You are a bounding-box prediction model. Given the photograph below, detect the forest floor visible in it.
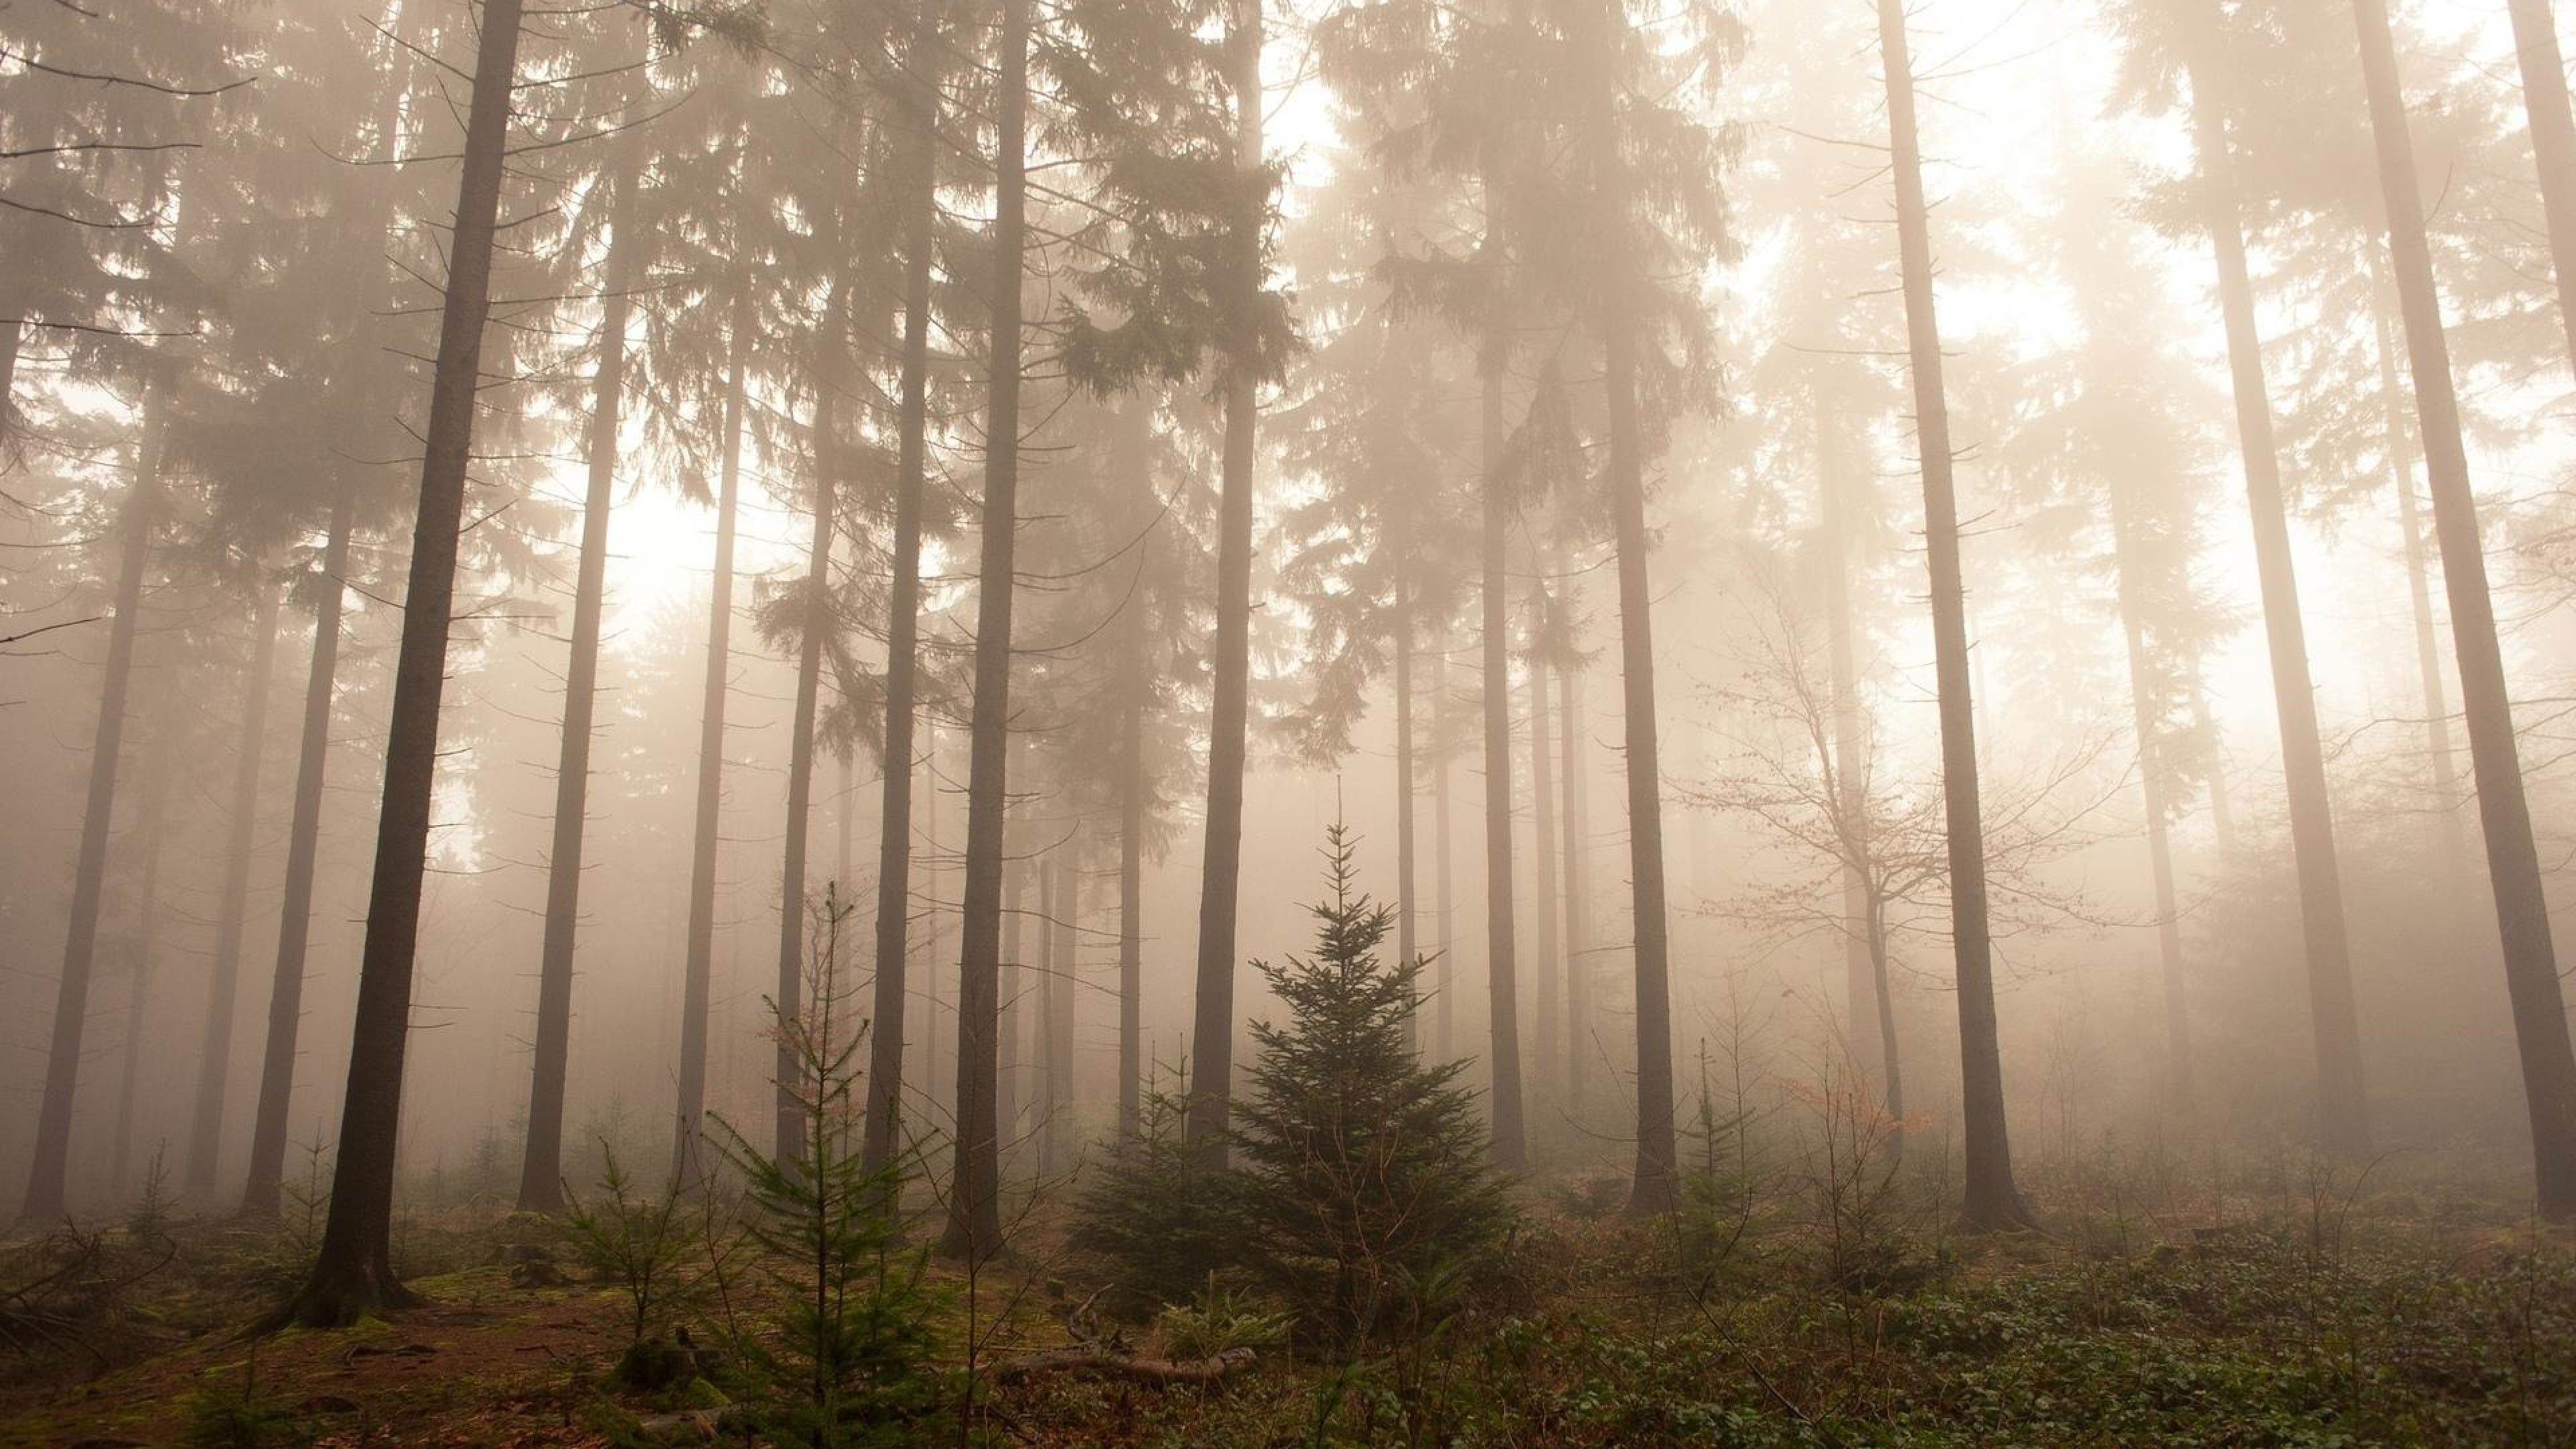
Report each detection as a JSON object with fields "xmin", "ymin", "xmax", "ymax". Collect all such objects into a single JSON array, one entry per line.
[{"xmin": 3, "ymin": 1160, "xmax": 2573, "ymax": 1448}]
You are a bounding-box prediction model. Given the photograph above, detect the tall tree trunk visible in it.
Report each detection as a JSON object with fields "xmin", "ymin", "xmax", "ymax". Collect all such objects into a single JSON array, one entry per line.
[
  {"xmin": 671, "ymin": 280, "xmax": 752, "ymax": 1188},
  {"xmin": 1119, "ymin": 561, "xmax": 1147, "ymax": 1138},
  {"xmin": 2368, "ymin": 268, "xmax": 2467, "ymax": 881},
  {"xmin": 2193, "ymin": 684, "xmax": 2237, "ymax": 857},
  {"xmin": 1479, "ymin": 368, "xmax": 1527, "ymax": 1169},
  {"xmin": 1815, "ymin": 388, "xmax": 1879, "ymax": 1087},
  {"xmin": 2188, "ymin": 39, "xmax": 2371, "ymax": 1161},
  {"xmin": 1000, "ymin": 839, "xmax": 1024, "ymax": 1163},
  {"xmin": 186, "ymin": 584, "xmax": 282, "ymax": 1196},
  {"xmin": 242, "ymin": 482, "xmax": 358, "ymax": 1216},
  {"xmin": 2352, "ymin": 0, "xmax": 2576, "ymax": 1219},
  {"xmin": 1042, "ymin": 861, "xmax": 1078, "ymax": 1177},
  {"xmin": 2108, "ymin": 481, "xmax": 2195, "ymax": 1112},
  {"xmin": 1433, "ymin": 635, "xmax": 1456, "ymax": 1062},
  {"xmin": 1393, "ymin": 537, "xmax": 1419, "ymax": 1055},
  {"xmin": 1183, "ymin": 0, "xmax": 1266, "ymax": 1159},
  {"xmin": 1529, "ymin": 647, "xmax": 1558, "ymax": 1115},
  {"xmin": 1878, "ymin": 0, "xmax": 2029, "ymax": 1229},
  {"xmin": 0, "ymin": 313, "xmax": 23, "ymax": 451},
  {"xmin": 519, "ymin": 151, "xmax": 643, "ymax": 1213},
  {"xmin": 1560, "ymin": 643, "xmax": 1589, "ymax": 1118},
  {"xmin": 111, "ymin": 768, "xmax": 174, "ymax": 1200},
  {"xmin": 2508, "ymin": 0, "xmax": 2576, "ymax": 375},
  {"xmin": 774, "ymin": 280, "xmax": 848, "ymax": 1169},
  {"xmin": 861, "ymin": 1, "xmax": 941, "ymax": 1174},
  {"xmin": 264, "ymin": 0, "xmax": 525, "ymax": 1325},
  {"xmin": 942, "ymin": 0, "xmax": 1028, "ymax": 1258},
  {"xmin": 21, "ymin": 370, "xmax": 167, "ymax": 1226},
  {"xmin": 1576, "ymin": 0, "xmax": 1677, "ymax": 1214}
]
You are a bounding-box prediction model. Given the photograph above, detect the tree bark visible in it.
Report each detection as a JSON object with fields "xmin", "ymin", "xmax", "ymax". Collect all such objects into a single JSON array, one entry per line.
[
  {"xmin": 2367, "ymin": 267, "xmax": 2467, "ymax": 883},
  {"xmin": 1530, "ymin": 647, "xmax": 1559, "ymax": 1114},
  {"xmin": 1576, "ymin": 0, "xmax": 1677, "ymax": 1215},
  {"xmin": 861, "ymin": 0, "xmax": 941, "ymax": 1175},
  {"xmin": 774, "ymin": 280, "xmax": 848, "ymax": 1169},
  {"xmin": 111, "ymin": 769, "xmax": 174, "ymax": 1200},
  {"xmin": 186, "ymin": 583, "xmax": 282, "ymax": 1196},
  {"xmin": 2507, "ymin": 0, "xmax": 2576, "ymax": 376},
  {"xmin": 21, "ymin": 370, "xmax": 167, "ymax": 1226},
  {"xmin": 1432, "ymin": 633, "xmax": 1456, "ymax": 1063},
  {"xmin": 242, "ymin": 484, "xmax": 357, "ymax": 1216},
  {"xmin": 1877, "ymin": 0, "xmax": 2030, "ymax": 1230},
  {"xmin": 1183, "ymin": 0, "xmax": 1265, "ymax": 1161},
  {"xmin": 2351, "ymin": 0, "xmax": 2576, "ymax": 1219},
  {"xmin": 1393, "ymin": 533, "xmax": 1419, "ymax": 1056},
  {"xmin": 1119, "ymin": 550, "xmax": 1147, "ymax": 1138},
  {"xmin": 1044, "ymin": 862, "xmax": 1079, "ymax": 1177},
  {"xmin": 672, "ymin": 280, "xmax": 752, "ymax": 1188},
  {"xmin": 942, "ymin": 0, "xmax": 1028, "ymax": 1258},
  {"xmin": 262, "ymin": 0, "xmax": 525, "ymax": 1325},
  {"xmin": 1000, "ymin": 837, "xmax": 1024, "ymax": 1162},
  {"xmin": 1479, "ymin": 368, "xmax": 1526, "ymax": 1169},
  {"xmin": 2188, "ymin": 38, "xmax": 2371, "ymax": 1161},
  {"xmin": 1560, "ymin": 641, "xmax": 1589, "ymax": 1119},
  {"xmin": 1815, "ymin": 387, "xmax": 1880, "ymax": 1089}
]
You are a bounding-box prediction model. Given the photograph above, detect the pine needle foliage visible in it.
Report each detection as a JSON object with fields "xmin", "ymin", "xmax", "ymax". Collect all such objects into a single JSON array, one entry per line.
[
  {"xmin": 1069, "ymin": 1060, "xmax": 1242, "ymax": 1319},
  {"xmin": 710, "ymin": 887, "xmax": 938, "ymax": 1448},
  {"xmin": 1230, "ymin": 824, "xmax": 1514, "ymax": 1348}
]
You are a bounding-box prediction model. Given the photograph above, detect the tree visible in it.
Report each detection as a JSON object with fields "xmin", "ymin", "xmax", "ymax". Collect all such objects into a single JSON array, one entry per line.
[
  {"xmin": 184, "ymin": 580, "xmax": 280, "ymax": 1195},
  {"xmin": 1874, "ymin": 0, "xmax": 2031, "ymax": 1230},
  {"xmin": 2347, "ymin": 0, "xmax": 2576, "ymax": 1220},
  {"xmin": 943, "ymin": 0, "xmax": 1031, "ymax": 1260},
  {"xmin": 262, "ymin": 0, "xmax": 528, "ymax": 1325},
  {"xmin": 2505, "ymin": 0, "xmax": 2576, "ymax": 376}
]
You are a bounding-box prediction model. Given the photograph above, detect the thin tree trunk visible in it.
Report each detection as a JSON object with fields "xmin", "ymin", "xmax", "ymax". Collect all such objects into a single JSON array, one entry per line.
[
  {"xmin": 1035, "ymin": 860, "xmax": 1059, "ymax": 1175},
  {"xmin": 185, "ymin": 584, "xmax": 282, "ymax": 1196},
  {"xmin": 1560, "ymin": 643, "xmax": 1589, "ymax": 1118},
  {"xmin": 21, "ymin": 372, "xmax": 167, "ymax": 1226},
  {"xmin": 1183, "ymin": 0, "xmax": 1266, "ymax": 1160},
  {"xmin": 1815, "ymin": 388, "xmax": 1878, "ymax": 1086},
  {"xmin": 242, "ymin": 482, "xmax": 357, "ymax": 1216},
  {"xmin": 671, "ymin": 281, "xmax": 751, "ymax": 1189},
  {"xmin": 111, "ymin": 769, "xmax": 174, "ymax": 1200},
  {"xmin": 1045, "ymin": 863, "xmax": 1079, "ymax": 1177},
  {"xmin": 943, "ymin": 0, "xmax": 1028, "ymax": 1258},
  {"xmin": 774, "ymin": 281, "xmax": 848, "ymax": 1169},
  {"xmin": 861, "ymin": 1, "xmax": 941, "ymax": 1175},
  {"xmin": 1865, "ymin": 888, "xmax": 1902, "ymax": 1155},
  {"xmin": 2193, "ymin": 684, "xmax": 2236, "ymax": 856},
  {"xmin": 1433, "ymin": 634, "xmax": 1456, "ymax": 1062},
  {"xmin": 2188, "ymin": 39, "xmax": 2371, "ymax": 1161},
  {"xmin": 2368, "ymin": 267, "xmax": 2467, "ymax": 880},
  {"xmin": 1393, "ymin": 537, "xmax": 1419, "ymax": 1055},
  {"xmin": 1000, "ymin": 838, "xmax": 1024, "ymax": 1163},
  {"xmin": 1576, "ymin": 0, "xmax": 1677, "ymax": 1214},
  {"xmin": 519, "ymin": 151, "xmax": 643, "ymax": 1212},
  {"xmin": 1120, "ymin": 567, "xmax": 1147, "ymax": 1138},
  {"xmin": 2352, "ymin": 0, "xmax": 2576, "ymax": 1219},
  {"xmin": 2507, "ymin": 0, "xmax": 2576, "ymax": 376},
  {"xmin": 1479, "ymin": 367, "xmax": 1527, "ymax": 1169},
  {"xmin": 0, "ymin": 313, "xmax": 22, "ymax": 451},
  {"xmin": 1878, "ymin": 0, "xmax": 2029, "ymax": 1230},
  {"xmin": 264, "ymin": 0, "xmax": 524, "ymax": 1324},
  {"xmin": 1530, "ymin": 647, "xmax": 1558, "ymax": 1116},
  {"xmin": 2108, "ymin": 481, "xmax": 2195, "ymax": 1112}
]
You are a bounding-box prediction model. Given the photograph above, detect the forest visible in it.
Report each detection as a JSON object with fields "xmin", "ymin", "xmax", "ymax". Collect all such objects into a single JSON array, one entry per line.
[{"xmin": 5, "ymin": 0, "xmax": 2576, "ymax": 1443}]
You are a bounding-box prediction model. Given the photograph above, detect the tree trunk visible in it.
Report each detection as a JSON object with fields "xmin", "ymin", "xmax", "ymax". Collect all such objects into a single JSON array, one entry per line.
[
  {"xmin": 1530, "ymin": 647, "xmax": 1559, "ymax": 1114},
  {"xmin": 2188, "ymin": 39, "xmax": 2371, "ymax": 1161},
  {"xmin": 1479, "ymin": 368, "xmax": 1527, "ymax": 1169},
  {"xmin": 1120, "ymin": 560, "xmax": 1147, "ymax": 1138},
  {"xmin": 242, "ymin": 483, "xmax": 357, "ymax": 1216},
  {"xmin": 671, "ymin": 280, "xmax": 752, "ymax": 1189},
  {"xmin": 518, "ymin": 150, "xmax": 643, "ymax": 1212},
  {"xmin": 942, "ymin": 0, "xmax": 1028, "ymax": 1259},
  {"xmin": 1878, "ymin": 0, "xmax": 2030, "ymax": 1230},
  {"xmin": 262, "ymin": 0, "xmax": 525, "ymax": 1325},
  {"xmin": 2367, "ymin": 267, "xmax": 2467, "ymax": 883},
  {"xmin": 861, "ymin": 0, "xmax": 941, "ymax": 1175},
  {"xmin": 1865, "ymin": 887, "xmax": 1902, "ymax": 1155},
  {"xmin": 1815, "ymin": 388, "xmax": 1880, "ymax": 1089},
  {"xmin": 1393, "ymin": 538, "xmax": 1419, "ymax": 1055},
  {"xmin": 1000, "ymin": 838, "xmax": 1024, "ymax": 1163},
  {"xmin": 2351, "ymin": 0, "xmax": 2576, "ymax": 1219},
  {"xmin": 2108, "ymin": 476, "xmax": 2195, "ymax": 1112},
  {"xmin": 1044, "ymin": 862, "xmax": 1079, "ymax": 1177},
  {"xmin": 186, "ymin": 584, "xmax": 282, "ymax": 1196},
  {"xmin": 774, "ymin": 280, "xmax": 848, "ymax": 1169},
  {"xmin": 1560, "ymin": 623, "xmax": 1589, "ymax": 1118},
  {"xmin": 111, "ymin": 769, "xmax": 174, "ymax": 1200},
  {"xmin": 1576, "ymin": 0, "xmax": 1677, "ymax": 1215},
  {"xmin": 2508, "ymin": 0, "xmax": 2576, "ymax": 376},
  {"xmin": 1183, "ymin": 0, "xmax": 1265, "ymax": 1161},
  {"xmin": 2193, "ymin": 684, "xmax": 2236, "ymax": 857},
  {"xmin": 21, "ymin": 371, "xmax": 167, "ymax": 1226},
  {"xmin": 1432, "ymin": 633, "xmax": 1455, "ymax": 1063}
]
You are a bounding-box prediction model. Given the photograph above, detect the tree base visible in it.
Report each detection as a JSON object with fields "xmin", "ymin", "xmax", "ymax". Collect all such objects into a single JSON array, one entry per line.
[{"xmin": 252, "ymin": 1252, "xmax": 427, "ymax": 1334}]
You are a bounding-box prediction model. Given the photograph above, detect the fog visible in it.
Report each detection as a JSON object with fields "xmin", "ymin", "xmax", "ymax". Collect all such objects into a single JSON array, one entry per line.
[{"xmin": 7, "ymin": 0, "xmax": 2576, "ymax": 1287}]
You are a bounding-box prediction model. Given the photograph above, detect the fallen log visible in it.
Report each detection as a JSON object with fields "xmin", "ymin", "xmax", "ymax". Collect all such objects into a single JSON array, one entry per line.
[{"xmin": 987, "ymin": 1344, "xmax": 1257, "ymax": 1385}]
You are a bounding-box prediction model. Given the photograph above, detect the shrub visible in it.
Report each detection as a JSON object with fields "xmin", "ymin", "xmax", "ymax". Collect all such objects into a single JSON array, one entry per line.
[{"xmin": 1067, "ymin": 1061, "xmax": 1241, "ymax": 1320}]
